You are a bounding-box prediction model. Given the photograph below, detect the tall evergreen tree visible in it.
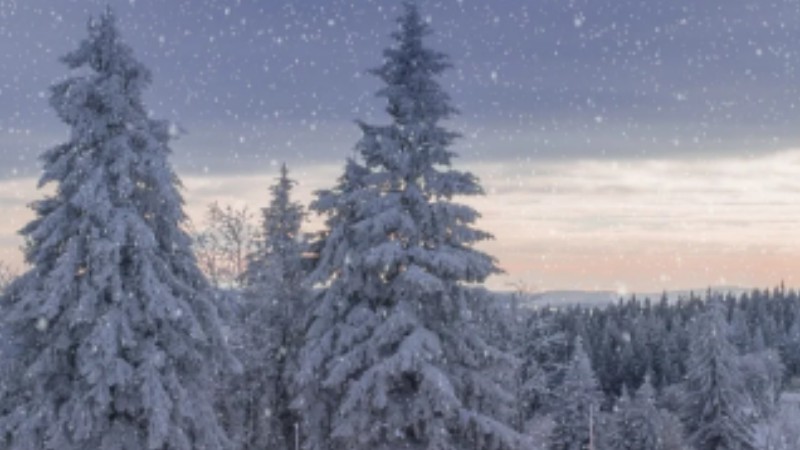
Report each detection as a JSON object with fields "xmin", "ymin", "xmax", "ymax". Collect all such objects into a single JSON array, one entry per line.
[
  {"xmin": 0, "ymin": 10, "xmax": 236, "ymax": 450},
  {"xmin": 738, "ymin": 348, "xmax": 784, "ymax": 420},
  {"xmin": 681, "ymin": 299, "xmax": 756, "ymax": 450},
  {"xmin": 548, "ymin": 337, "xmax": 603, "ymax": 450},
  {"xmin": 605, "ymin": 377, "xmax": 683, "ymax": 450},
  {"xmin": 292, "ymin": 3, "xmax": 522, "ymax": 449},
  {"xmin": 244, "ymin": 163, "xmax": 306, "ymax": 291},
  {"xmin": 515, "ymin": 311, "xmax": 567, "ymax": 420},
  {"xmin": 233, "ymin": 163, "xmax": 307, "ymax": 449},
  {"xmin": 782, "ymin": 315, "xmax": 800, "ymax": 375}
]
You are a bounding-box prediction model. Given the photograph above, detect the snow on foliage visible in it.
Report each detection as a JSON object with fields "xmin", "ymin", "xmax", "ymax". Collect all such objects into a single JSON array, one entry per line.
[
  {"xmin": 681, "ymin": 298, "xmax": 756, "ymax": 450},
  {"xmin": 547, "ymin": 337, "xmax": 602, "ymax": 450},
  {"xmin": 291, "ymin": 3, "xmax": 523, "ymax": 449},
  {"xmin": 0, "ymin": 9, "xmax": 237, "ymax": 449},
  {"xmin": 605, "ymin": 377, "xmax": 684, "ymax": 450},
  {"xmin": 226, "ymin": 163, "xmax": 308, "ymax": 449},
  {"xmin": 244, "ymin": 163, "xmax": 306, "ymax": 293}
]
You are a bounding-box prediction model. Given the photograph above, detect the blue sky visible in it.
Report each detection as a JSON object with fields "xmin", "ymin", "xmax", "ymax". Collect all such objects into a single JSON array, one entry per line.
[{"xmin": 1, "ymin": 0, "xmax": 800, "ymax": 291}]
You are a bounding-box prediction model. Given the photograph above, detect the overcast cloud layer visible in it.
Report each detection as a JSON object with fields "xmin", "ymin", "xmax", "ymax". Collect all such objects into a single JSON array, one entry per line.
[
  {"xmin": 1, "ymin": 0, "xmax": 799, "ymax": 291},
  {"xmin": 2, "ymin": 0, "xmax": 800, "ymax": 175}
]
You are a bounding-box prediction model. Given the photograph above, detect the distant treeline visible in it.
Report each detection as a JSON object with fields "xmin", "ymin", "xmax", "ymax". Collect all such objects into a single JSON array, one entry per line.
[{"xmin": 526, "ymin": 287, "xmax": 800, "ymax": 394}]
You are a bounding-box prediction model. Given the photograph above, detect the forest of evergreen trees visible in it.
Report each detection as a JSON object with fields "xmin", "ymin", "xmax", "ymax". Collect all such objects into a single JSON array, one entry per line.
[
  {"xmin": 0, "ymin": 4, "xmax": 799, "ymax": 450},
  {"xmin": 488, "ymin": 287, "xmax": 800, "ymax": 449}
]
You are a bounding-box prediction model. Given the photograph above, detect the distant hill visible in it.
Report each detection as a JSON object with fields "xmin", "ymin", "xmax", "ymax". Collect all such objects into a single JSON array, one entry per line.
[{"xmin": 494, "ymin": 286, "xmax": 752, "ymax": 309}]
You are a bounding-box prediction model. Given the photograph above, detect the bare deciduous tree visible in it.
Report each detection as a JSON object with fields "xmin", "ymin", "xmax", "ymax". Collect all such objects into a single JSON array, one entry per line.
[
  {"xmin": 0, "ymin": 262, "xmax": 17, "ymax": 294},
  {"xmin": 191, "ymin": 202, "xmax": 257, "ymax": 289}
]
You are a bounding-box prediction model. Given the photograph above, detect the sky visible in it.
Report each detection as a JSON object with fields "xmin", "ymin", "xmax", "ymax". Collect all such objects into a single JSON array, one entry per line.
[{"xmin": 1, "ymin": 0, "xmax": 800, "ymax": 293}]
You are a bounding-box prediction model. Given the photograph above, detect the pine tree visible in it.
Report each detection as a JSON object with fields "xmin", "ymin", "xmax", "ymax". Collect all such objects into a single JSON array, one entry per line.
[
  {"xmin": 605, "ymin": 387, "xmax": 635, "ymax": 450},
  {"xmin": 515, "ymin": 311, "xmax": 567, "ymax": 420},
  {"xmin": 729, "ymin": 307, "xmax": 750, "ymax": 352},
  {"xmin": 782, "ymin": 316, "xmax": 800, "ymax": 375},
  {"xmin": 606, "ymin": 377, "xmax": 683, "ymax": 450},
  {"xmin": 738, "ymin": 348, "xmax": 784, "ymax": 420},
  {"xmin": 234, "ymin": 163, "xmax": 307, "ymax": 449},
  {"xmin": 0, "ymin": 9, "xmax": 236, "ymax": 449},
  {"xmin": 292, "ymin": 3, "xmax": 522, "ymax": 449},
  {"xmin": 244, "ymin": 163, "xmax": 306, "ymax": 292},
  {"xmin": 548, "ymin": 337, "xmax": 603, "ymax": 450},
  {"xmin": 681, "ymin": 298, "xmax": 756, "ymax": 450}
]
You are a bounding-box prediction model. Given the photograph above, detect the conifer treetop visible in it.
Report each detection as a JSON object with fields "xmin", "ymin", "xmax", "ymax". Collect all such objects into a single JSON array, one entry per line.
[
  {"xmin": 0, "ymin": 9, "xmax": 235, "ymax": 450},
  {"xmin": 294, "ymin": 4, "xmax": 518, "ymax": 450},
  {"xmin": 372, "ymin": 2, "xmax": 456, "ymax": 126}
]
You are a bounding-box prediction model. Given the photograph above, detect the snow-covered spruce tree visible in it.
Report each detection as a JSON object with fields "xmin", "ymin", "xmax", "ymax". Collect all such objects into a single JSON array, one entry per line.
[
  {"xmin": 515, "ymin": 311, "xmax": 567, "ymax": 422},
  {"xmin": 548, "ymin": 337, "xmax": 602, "ymax": 450},
  {"xmin": 292, "ymin": 3, "xmax": 523, "ymax": 450},
  {"xmin": 244, "ymin": 163, "xmax": 306, "ymax": 292},
  {"xmin": 782, "ymin": 316, "xmax": 800, "ymax": 376},
  {"xmin": 605, "ymin": 377, "xmax": 684, "ymax": 450},
  {"xmin": 0, "ymin": 10, "xmax": 236, "ymax": 450},
  {"xmin": 738, "ymin": 348, "xmax": 784, "ymax": 420},
  {"xmin": 681, "ymin": 298, "xmax": 756, "ymax": 450},
  {"xmin": 233, "ymin": 163, "xmax": 307, "ymax": 449}
]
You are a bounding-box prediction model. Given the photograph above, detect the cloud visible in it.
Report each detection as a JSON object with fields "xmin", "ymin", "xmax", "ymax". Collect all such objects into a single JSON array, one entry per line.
[
  {"xmin": 2, "ymin": 149, "xmax": 799, "ymax": 292},
  {"xmin": 463, "ymin": 149, "xmax": 800, "ymax": 290}
]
